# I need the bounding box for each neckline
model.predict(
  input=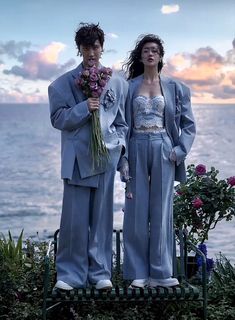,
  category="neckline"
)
[136,95,164,100]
